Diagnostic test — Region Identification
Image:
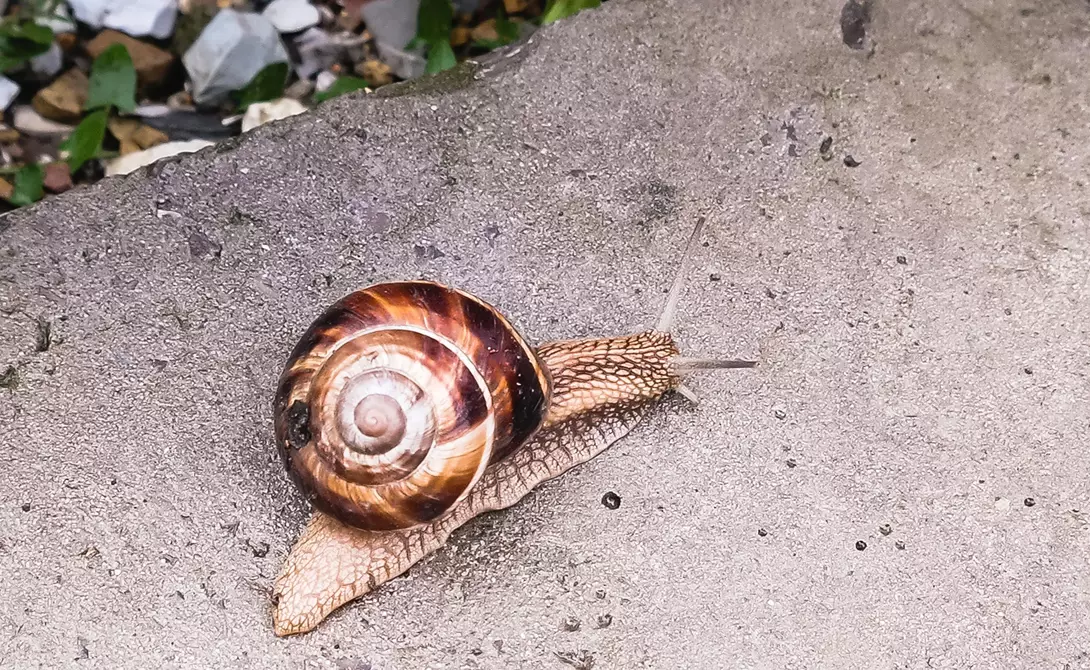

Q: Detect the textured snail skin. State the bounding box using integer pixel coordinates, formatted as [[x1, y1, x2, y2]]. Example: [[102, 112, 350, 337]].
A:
[[271, 331, 681, 636], [272, 281, 552, 531]]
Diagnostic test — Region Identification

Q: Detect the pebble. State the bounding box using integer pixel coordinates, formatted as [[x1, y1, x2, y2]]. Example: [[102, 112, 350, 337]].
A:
[[103, 0, 179, 39], [29, 43, 63, 80], [855, 540, 867, 551], [356, 59, 394, 87], [601, 491, 621, 509], [315, 70, 337, 92], [43, 162, 73, 193], [36, 1, 77, 33], [262, 0, 320, 34], [293, 26, 340, 80], [104, 139, 214, 176], [182, 9, 290, 105], [361, 0, 426, 80], [561, 616, 580, 632], [0, 77, 18, 111], [12, 106, 75, 136], [32, 68, 89, 123], [87, 30, 176, 88], [241, 97, 307, 133]]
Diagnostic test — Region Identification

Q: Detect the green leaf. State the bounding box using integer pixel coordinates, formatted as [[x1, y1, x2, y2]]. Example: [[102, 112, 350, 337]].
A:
[[8, 164, 43, 206], [85, 43, 136, 113], [313, 76, 370, 103], [0, 19, 53, 46], [416, 0, 453, 44], [235, 61, 289, 110], [425, 39, 456, 74], [0, 18, 54, 71], [541, 0, 600, 25], [59, 108, 108, 172]]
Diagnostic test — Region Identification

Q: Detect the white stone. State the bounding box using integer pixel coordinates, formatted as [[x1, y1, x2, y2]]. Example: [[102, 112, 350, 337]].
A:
[[67, 0, 111, 26], [70, 0, 178, 38], [35, 1, 76, 33], [360, 0, 426, 80], [292, 26, 339, 80], [315, 70, 336, 92], [182, 9, 290, 105], [0, 76, 18, 111], [241, 97, 307, 133], [105, 139, 215, 176], [12, 106, 74, 136], [262, 0, 320, 34], [29, 43, 63, 79], [102, 0, 178, 39]]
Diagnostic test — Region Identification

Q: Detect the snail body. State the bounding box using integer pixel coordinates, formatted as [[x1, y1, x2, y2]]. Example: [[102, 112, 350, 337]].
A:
[[269, 217, 755, 636]]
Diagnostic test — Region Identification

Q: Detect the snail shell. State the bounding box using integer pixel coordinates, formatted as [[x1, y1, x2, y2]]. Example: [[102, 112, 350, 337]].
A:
[[272, 281, 552, 531]]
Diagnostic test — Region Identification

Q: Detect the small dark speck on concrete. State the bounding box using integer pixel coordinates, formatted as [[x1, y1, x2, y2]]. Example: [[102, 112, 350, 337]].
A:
[[855, 540, 867, 551], [1019, 7, 1034, 15], [151, 359, 168, 372], [895, 540, 906, 550], [1024, 367, 1033, 375], [76, 636, 90, 660], [484, 224, 501, 247], [21, 502, 30, 512], [773, 408, 787, 420], [35, 317, 53, 352], [1024, 497, 1036, 507], [788, 143, 799, 157], [596, 614, 613, 628], [1004, 307, 1012, 315], [595, 589, 606, 600], [709, 273, 721, 281], [840, 0, 871, 49], [896, 255, 907, 265], [786, 458, 797, 468], [561, 617, 581, 632], [844, 155, 861, 167], [188, 229, 222, 260], [413, 243, 445, 260], [250, 540, 270, 558], [0, 365, 18, 389], [760, 132, 772, 147], [601, 491, 621, 510], [820, 136, 833, 157], [758, 528, 768, 537], [879, 523, 892, 535]]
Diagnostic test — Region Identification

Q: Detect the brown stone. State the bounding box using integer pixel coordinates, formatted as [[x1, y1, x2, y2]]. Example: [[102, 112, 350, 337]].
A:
[[451, 26, 471, 47], [355, 59, 393, 87], [43, 162, 72, 193], [56, 32, 79, 52], [120, 139, 141, 155], [32, 68, 89, 124], [108, 118, 140, 142], [0, 178, 12, 200], [471, 19, 499, 43], [86, 30, 175, 87], [132, 125, 168, 149], [503, 0, 529, 12], [0, 126, 19, 143]]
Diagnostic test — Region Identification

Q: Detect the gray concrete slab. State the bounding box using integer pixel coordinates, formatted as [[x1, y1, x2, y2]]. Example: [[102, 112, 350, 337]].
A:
[[2, 0, 1089, 667]]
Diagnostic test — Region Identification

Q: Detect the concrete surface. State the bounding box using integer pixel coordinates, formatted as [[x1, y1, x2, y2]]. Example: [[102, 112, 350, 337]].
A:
[[2, 0, 1089, 667]]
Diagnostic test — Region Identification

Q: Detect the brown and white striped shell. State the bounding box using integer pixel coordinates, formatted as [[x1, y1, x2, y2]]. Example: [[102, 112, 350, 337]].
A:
[[272, 281, 552, 531]]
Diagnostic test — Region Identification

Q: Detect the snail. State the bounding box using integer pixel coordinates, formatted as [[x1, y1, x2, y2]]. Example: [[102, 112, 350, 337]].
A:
[[269, 216, 756, 636]]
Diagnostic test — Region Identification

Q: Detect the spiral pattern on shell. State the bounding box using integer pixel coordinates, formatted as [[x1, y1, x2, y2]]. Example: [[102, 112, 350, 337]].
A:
[[273, 281, 552, 531]]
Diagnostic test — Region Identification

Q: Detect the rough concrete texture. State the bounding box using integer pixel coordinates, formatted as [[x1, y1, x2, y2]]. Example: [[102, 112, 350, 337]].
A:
[[2, 0, 1089, 667]]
